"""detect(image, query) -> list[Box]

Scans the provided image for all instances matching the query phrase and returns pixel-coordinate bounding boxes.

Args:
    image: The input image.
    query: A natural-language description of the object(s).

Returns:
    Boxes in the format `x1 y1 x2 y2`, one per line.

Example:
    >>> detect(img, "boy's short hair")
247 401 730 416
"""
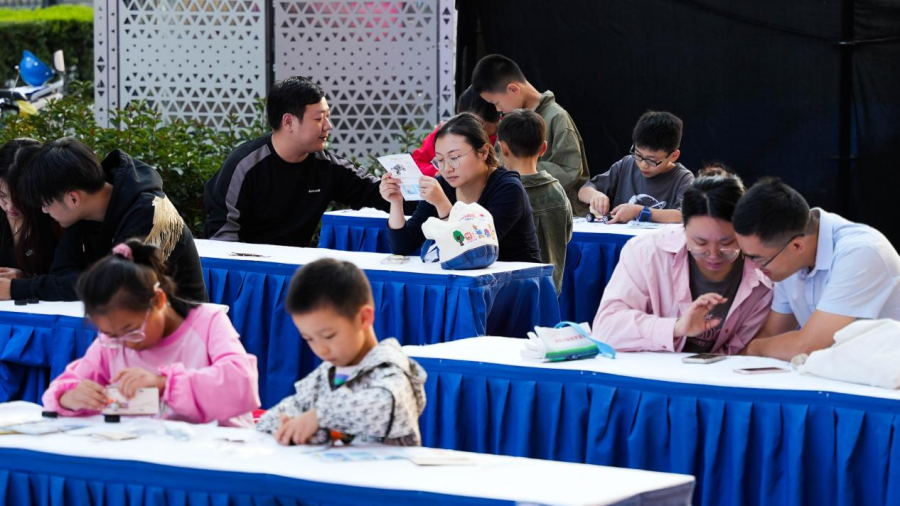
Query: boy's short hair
267 76 326 131
457 85 501 124
471 54 527 94
286 258 373 319
17 137 106 208
732 178 810 246
632 111 683 154
497 109 546 158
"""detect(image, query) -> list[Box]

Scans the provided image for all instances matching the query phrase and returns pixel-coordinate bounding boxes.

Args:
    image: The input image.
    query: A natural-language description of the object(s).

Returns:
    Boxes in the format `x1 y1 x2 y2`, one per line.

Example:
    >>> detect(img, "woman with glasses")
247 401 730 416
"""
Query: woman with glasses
381 112 542 263
42 240 260 427
590 169 773 354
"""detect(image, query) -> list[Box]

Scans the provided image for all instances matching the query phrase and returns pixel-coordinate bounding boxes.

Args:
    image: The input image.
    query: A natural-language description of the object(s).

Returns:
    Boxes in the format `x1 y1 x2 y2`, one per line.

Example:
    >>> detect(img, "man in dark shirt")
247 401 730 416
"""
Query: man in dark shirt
204 76 390 247
3 138 207 302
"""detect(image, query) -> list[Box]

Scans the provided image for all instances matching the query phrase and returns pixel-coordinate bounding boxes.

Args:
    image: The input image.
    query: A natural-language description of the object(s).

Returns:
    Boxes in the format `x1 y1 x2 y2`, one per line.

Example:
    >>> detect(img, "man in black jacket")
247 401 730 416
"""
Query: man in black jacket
204 76 392 247
2 138 207 302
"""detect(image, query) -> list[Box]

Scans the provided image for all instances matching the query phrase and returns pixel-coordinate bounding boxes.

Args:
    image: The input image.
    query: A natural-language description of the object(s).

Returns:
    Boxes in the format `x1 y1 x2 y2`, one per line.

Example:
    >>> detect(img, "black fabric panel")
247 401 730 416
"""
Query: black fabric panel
457 0 900 246
851 0 900 245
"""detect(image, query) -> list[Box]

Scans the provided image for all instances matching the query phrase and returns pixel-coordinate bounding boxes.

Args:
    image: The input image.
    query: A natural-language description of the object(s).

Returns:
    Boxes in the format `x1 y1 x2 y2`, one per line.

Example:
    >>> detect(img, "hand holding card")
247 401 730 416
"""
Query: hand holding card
377 153 423 201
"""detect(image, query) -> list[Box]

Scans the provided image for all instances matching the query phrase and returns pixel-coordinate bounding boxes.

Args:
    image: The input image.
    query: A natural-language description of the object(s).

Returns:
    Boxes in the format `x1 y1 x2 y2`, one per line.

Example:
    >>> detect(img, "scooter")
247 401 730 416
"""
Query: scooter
0 50 67 118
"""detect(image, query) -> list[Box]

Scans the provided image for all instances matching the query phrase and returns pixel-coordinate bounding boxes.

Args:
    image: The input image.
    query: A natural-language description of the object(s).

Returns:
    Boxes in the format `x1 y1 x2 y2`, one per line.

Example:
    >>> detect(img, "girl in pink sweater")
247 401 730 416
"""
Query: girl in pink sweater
42 240 260 427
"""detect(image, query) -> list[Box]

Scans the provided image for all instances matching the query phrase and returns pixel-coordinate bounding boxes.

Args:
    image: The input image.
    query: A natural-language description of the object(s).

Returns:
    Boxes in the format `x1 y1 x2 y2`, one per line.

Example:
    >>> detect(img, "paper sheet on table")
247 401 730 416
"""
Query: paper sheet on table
378 153 423 201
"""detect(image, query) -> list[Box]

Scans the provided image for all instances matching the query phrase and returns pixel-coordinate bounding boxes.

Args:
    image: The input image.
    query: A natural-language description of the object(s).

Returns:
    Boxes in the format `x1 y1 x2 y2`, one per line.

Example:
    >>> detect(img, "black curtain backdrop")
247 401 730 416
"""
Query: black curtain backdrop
456 0 900 246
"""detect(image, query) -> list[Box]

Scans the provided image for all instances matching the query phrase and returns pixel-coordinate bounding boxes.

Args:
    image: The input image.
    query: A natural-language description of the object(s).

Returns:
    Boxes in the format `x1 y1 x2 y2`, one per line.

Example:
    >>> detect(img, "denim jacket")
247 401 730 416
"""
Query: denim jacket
520 171 573 294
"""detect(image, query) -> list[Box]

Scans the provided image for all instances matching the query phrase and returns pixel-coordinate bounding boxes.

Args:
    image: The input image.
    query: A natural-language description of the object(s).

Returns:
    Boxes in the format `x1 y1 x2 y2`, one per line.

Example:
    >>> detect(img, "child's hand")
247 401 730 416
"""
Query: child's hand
607 203 642 224
59 379 107 411
274 410 320 445
112 367 166 399
589 192 610 216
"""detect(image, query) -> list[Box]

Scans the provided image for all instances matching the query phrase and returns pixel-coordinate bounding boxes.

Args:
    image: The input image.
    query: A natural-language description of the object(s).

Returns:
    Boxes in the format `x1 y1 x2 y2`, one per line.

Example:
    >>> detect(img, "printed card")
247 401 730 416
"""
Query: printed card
103 387 160 416
378 153 423 201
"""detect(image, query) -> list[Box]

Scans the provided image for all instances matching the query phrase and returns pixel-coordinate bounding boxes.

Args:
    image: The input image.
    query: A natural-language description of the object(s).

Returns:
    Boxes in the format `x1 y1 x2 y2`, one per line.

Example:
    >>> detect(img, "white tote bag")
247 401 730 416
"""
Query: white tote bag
420 202 499 270
795 319 900 389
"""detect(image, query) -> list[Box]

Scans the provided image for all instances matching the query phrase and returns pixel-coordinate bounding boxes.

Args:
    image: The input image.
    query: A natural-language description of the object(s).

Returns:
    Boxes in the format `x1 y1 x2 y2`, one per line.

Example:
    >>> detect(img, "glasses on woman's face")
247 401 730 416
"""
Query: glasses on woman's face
630 145 670 167
98 308 151 349
431 148 474 171
688 246 742 261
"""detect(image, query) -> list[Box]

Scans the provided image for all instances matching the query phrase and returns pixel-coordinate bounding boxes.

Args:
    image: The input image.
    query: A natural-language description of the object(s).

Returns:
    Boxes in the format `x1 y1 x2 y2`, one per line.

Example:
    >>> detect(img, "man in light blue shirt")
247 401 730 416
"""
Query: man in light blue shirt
732 179 900 360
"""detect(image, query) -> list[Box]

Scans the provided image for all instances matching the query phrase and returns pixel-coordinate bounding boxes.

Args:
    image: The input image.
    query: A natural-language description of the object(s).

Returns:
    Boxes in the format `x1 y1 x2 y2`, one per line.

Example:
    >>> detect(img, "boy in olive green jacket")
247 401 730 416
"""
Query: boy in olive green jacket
472 54 590 216
498 109 573 295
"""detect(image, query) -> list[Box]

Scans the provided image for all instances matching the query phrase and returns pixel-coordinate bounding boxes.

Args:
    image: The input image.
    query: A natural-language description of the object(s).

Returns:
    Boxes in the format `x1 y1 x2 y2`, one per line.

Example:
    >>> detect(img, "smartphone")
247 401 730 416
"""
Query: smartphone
682 353 727 364
733 366 790 375
381 254 411 265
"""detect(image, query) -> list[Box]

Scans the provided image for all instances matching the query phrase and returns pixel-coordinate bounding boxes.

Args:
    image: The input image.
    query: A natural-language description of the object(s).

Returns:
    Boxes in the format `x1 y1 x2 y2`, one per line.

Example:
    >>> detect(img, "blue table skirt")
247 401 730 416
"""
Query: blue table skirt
202 258 559 407
558 231 631 325
415 358 900 506
0 449 509 506
0 312 95 404
319 216 633 323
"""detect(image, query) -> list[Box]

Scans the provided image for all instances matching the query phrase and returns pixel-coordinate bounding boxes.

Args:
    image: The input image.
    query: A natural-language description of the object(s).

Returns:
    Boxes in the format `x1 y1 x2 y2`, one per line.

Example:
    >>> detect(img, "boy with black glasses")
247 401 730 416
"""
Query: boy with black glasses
578 111 694 224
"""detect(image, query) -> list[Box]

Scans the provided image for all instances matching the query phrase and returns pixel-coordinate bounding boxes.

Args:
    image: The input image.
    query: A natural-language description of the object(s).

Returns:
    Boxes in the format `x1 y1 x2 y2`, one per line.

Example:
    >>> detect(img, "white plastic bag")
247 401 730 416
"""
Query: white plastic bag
522 322 616 362
795 319 900 389
420 202 499 270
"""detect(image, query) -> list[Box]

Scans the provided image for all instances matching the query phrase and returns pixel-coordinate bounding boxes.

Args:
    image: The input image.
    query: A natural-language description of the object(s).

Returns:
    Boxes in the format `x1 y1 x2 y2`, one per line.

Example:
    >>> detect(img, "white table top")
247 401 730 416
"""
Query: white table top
0 402 694 506
0 300 85 318
196 239 549 278
323 208 661 239
404 336 900 402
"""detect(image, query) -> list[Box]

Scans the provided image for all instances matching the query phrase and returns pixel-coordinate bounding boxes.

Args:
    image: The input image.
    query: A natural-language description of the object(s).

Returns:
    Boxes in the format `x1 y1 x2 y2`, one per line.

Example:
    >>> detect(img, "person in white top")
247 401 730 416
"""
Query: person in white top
733 178 900 361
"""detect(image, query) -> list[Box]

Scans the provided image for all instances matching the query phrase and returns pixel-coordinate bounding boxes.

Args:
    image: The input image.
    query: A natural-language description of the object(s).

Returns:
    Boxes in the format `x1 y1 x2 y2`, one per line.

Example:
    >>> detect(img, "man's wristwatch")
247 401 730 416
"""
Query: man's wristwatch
639 206 652 222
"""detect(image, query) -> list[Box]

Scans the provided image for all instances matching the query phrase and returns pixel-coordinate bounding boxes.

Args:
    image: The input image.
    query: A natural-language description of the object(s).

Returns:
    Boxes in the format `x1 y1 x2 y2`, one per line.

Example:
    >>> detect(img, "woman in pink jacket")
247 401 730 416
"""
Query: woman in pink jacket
592 170 773 354
42 240 260 427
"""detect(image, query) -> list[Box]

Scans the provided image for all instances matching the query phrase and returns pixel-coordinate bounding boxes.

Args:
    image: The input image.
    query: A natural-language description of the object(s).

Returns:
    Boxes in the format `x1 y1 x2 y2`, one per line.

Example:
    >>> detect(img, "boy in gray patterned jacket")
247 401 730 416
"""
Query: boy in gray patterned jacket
257 258 427 446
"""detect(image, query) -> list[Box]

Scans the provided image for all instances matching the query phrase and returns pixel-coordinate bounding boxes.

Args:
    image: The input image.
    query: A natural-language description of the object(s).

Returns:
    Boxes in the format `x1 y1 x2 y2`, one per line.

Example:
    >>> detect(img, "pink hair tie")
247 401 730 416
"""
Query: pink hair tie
112 243 133 261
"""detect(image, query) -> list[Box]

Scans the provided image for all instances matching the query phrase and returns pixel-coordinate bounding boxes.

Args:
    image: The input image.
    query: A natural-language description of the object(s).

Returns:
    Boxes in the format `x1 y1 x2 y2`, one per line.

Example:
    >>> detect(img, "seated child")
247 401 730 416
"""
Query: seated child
412 85 501 177
472 54 590 215
578 111 694 224
42 240 260 427
257 258 427 446
497 109 573 294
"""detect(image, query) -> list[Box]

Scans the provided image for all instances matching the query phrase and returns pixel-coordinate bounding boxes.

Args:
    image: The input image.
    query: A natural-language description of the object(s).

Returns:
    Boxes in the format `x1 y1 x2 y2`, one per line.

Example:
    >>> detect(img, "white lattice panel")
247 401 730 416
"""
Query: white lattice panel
110 0 268 128
94 0 119 126
274 0 457 159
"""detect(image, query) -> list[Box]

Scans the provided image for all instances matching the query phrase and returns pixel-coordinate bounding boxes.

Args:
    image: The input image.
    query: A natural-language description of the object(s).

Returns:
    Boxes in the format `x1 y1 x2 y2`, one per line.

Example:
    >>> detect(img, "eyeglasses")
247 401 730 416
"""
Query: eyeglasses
431 149 474 171
746 233 805 268
630 145 671 167
97 308 151 349
688 246 742 261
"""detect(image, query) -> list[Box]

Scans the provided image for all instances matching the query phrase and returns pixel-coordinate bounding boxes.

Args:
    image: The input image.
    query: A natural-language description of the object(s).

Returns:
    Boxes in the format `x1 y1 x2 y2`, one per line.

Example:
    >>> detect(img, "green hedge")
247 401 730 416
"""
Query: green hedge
0 6 93 85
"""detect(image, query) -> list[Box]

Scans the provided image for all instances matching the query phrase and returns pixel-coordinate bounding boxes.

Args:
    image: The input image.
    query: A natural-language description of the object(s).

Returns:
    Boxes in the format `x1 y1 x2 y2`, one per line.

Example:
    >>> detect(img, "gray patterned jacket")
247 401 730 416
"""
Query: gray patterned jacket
256 338 427 446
